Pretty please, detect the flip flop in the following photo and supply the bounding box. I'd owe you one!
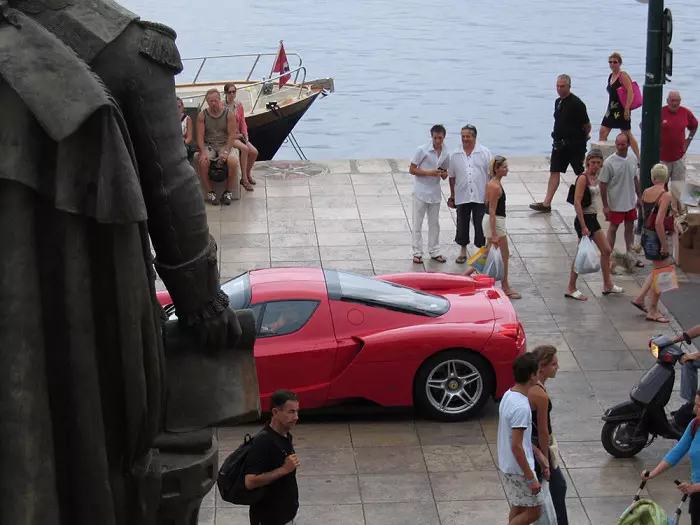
[412,255,423,264]
[630,301,648,314]
[565,290,588,301]
[240,180,254,191]
[431,255,447,263]
[602,285,625,295]
[646,315,670,324]
[506,291,522,300]
[455,255,467,264]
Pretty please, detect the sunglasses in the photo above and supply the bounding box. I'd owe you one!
[227,89,236,94]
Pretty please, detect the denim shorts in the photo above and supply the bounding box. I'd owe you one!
[641,230,667,261]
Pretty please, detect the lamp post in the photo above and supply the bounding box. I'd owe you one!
[637,0,673,189]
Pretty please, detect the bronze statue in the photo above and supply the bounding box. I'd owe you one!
[0,0,259,523]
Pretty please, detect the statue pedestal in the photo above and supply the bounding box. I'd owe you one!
[589,140,616,159]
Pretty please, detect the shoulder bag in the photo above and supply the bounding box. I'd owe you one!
[566,175,592,208]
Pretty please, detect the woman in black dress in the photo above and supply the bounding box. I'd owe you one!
[599,52,640,161]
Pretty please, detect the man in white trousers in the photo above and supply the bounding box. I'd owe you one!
[409,124,449,264]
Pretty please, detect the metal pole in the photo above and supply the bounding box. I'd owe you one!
[639,0,664,190]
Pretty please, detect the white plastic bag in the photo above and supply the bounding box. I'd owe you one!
[484,246,505,281]
[533,479,557,525]
[574,236,601,274]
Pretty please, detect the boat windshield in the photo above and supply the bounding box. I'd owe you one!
[324,270,449,317]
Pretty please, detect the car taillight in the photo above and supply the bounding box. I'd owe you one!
[499,323,520,339]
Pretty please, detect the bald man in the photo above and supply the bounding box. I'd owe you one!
[660,91,697,186]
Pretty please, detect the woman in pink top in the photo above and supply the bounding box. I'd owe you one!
[224,83,259,191]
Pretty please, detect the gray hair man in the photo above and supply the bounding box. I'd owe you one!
[660,90,697,197]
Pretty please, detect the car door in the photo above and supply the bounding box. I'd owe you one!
[252,297,338,410]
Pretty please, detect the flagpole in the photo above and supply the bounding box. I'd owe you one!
[269,40,283,79]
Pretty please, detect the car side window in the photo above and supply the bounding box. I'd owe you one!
[258,300,319,338]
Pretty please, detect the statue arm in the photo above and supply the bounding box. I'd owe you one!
[92,23,235,333]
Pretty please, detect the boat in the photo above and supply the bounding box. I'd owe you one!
[175,51,334,161]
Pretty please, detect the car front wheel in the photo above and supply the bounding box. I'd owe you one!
[414,350,493,422]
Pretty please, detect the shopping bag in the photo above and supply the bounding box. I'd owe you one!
[484,246,504,281]
[467,246,488,273]
[653,265,679,294]
[574,237,600,274]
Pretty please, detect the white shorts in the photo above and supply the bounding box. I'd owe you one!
[502,472,543,508]
[482,214,507,239]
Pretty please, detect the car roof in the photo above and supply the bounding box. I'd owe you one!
[248,267,325,286]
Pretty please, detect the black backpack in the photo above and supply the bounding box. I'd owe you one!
[217,428,270,505]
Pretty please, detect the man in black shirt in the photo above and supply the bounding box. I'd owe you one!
[531,74,592,213]
[243,390,301,525]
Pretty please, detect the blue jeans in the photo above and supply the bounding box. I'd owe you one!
[682,360,700,402]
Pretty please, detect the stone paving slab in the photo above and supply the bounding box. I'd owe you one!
[156,157,700,525]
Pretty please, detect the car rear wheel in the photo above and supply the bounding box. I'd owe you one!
[414,350,493,422]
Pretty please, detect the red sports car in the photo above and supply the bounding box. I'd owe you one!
[157,268,526,421]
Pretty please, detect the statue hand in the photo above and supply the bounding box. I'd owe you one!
[196,306,242,350]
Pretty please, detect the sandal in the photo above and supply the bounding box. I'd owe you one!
[412,255,423,264]
[602,285,625,295]
[455,255,468,264]
[248,175,257,185]
[646,314,670,324]
[565,290,588,301]
[630,300,647,314]
[506,291,522,300]
[240,180,254,191]
[431,255,447,263]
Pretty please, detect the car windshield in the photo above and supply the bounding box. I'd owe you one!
[167,272,251,320]
[324,270,449,317]
[221,272,252,310]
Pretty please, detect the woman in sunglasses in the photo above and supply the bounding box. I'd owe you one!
[224,83,259,191]
[599,52,640,161]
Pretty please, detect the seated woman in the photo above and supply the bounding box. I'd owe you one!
[223,83,259,191]
[177,96,194,159]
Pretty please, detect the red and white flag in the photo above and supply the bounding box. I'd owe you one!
[271,40,291,87]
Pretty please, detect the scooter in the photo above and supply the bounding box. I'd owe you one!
[601,334,688,458]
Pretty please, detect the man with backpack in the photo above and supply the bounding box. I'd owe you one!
[241,390,301,525]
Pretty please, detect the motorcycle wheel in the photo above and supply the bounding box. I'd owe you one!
[601,421,648,458]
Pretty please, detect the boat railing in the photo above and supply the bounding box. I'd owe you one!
[180,52,303,84]
[248,66,308,113]
[180,65,310,114]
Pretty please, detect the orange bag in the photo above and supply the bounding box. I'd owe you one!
[653,265,679,294]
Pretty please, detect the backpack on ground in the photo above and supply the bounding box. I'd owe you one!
[217,428,269,505]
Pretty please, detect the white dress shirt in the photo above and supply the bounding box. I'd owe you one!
[410,143,449,204]
[446,144,492,205]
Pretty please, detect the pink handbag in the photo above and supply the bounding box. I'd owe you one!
[617,81,643,110]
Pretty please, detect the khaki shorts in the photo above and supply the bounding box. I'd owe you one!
[193,145,239,162]
[502,472,543,508]
[482,214,507,239]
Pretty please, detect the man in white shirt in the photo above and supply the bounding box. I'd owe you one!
[599,133,641,263]
[409,125,449,264]
[446,125,492,264]
[497,352,544,525]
